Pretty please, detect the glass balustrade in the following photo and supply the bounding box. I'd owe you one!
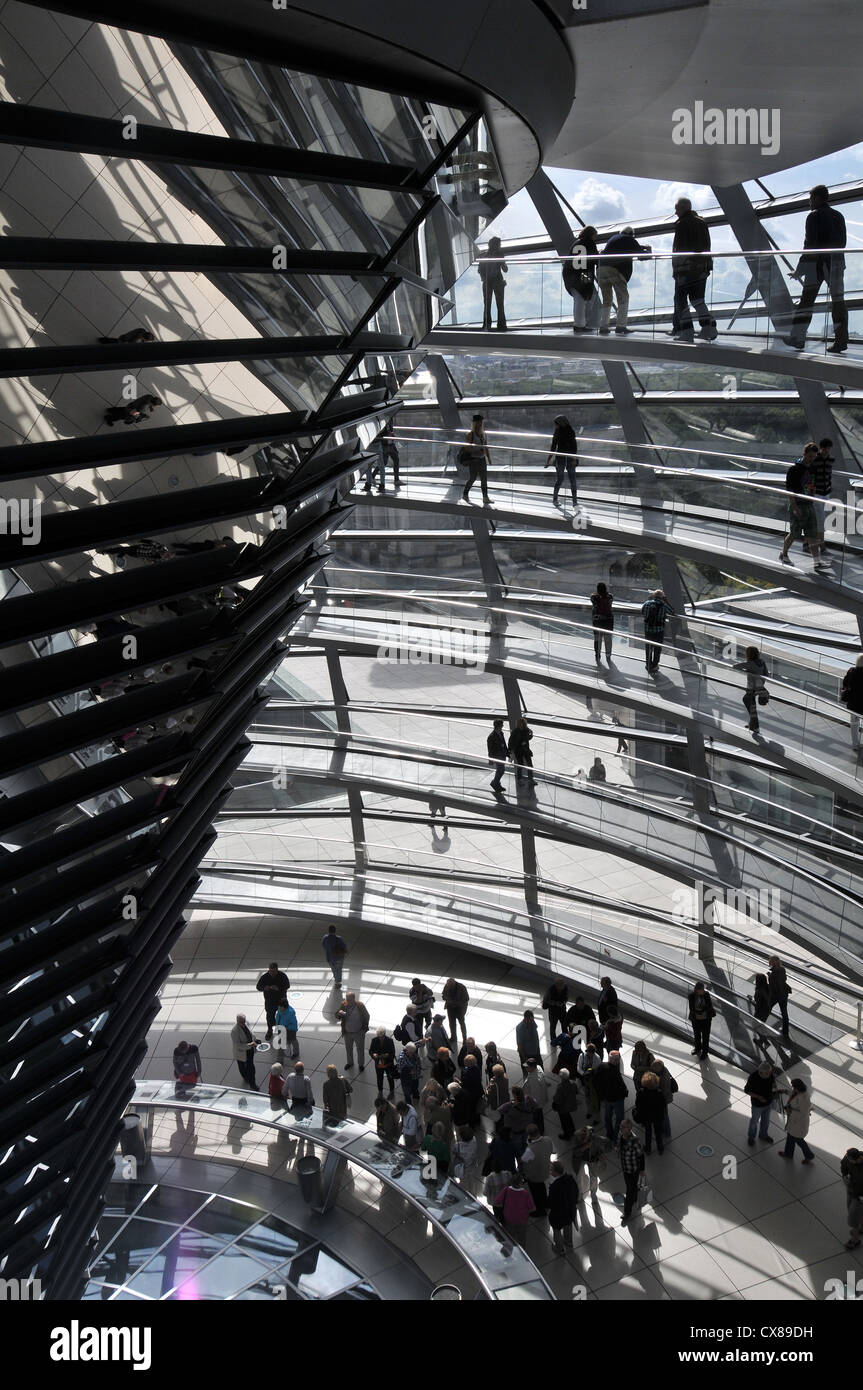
[344,434,863,592]
[436,249,863,362]
[287,597,863,790]
[233,723,863,969]
[196,858,862,1046]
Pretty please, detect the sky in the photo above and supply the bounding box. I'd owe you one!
[487,141,863,244]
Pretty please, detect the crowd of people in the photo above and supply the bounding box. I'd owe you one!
[171,942,863,1257]
[473,185,848,354]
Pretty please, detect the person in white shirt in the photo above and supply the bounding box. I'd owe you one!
[396,1100,420,1151]
[284,1062,315,1109]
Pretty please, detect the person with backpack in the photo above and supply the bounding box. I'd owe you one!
[409,978,435,1030]
[670,197,716,342]
[733,645,769,737]
[477,236,508,331]
[546,414,579,508]
[641,590,675,675]
[460,413,492,505]
[322,1064,353,1121]
[487,717,510,796]
[369,1026,397,1097]
[274,998,299,1061]
[590,582,615,663]
[394,1004,427,1058]
[598,226,652,335]
[567,226,600,332]
[172,1039,202,1095]
[779,444,823,569]
[841,654,863,754]
[688,981,716,1059]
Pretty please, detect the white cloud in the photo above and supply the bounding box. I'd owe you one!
[652,181,713,214]
[573,177,631,227]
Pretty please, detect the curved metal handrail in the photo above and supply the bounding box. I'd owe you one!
[130,1081,553,1301]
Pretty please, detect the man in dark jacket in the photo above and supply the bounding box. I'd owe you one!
[542,978,569,1039]
[744,1060,778,1145]
[779,445,821,568]
[477,235,508,330]
[597,977,617,1024]
[641,590,676,675]
[256,962,290,1039]
[508,717,535,784]
[633,1072,667,1154]
[594,1050,628,1141]
[783,185,847,353]
[547,1160,579,1251]
[688,982,716,1059]
[670,197,716,342]
[767,956,791,1036]
[546,415,579,507]
[487,717,509,796]
[841,654,863,754]
[599,226,651,334]
[409,978,435,1030]
[567,994,597,1030]
[442,978,469,1043]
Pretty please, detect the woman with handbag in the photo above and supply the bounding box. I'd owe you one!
[460,413,492,505]
[567,227,600,332]
[780,1078,815,1164]
[733,645,769,737]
